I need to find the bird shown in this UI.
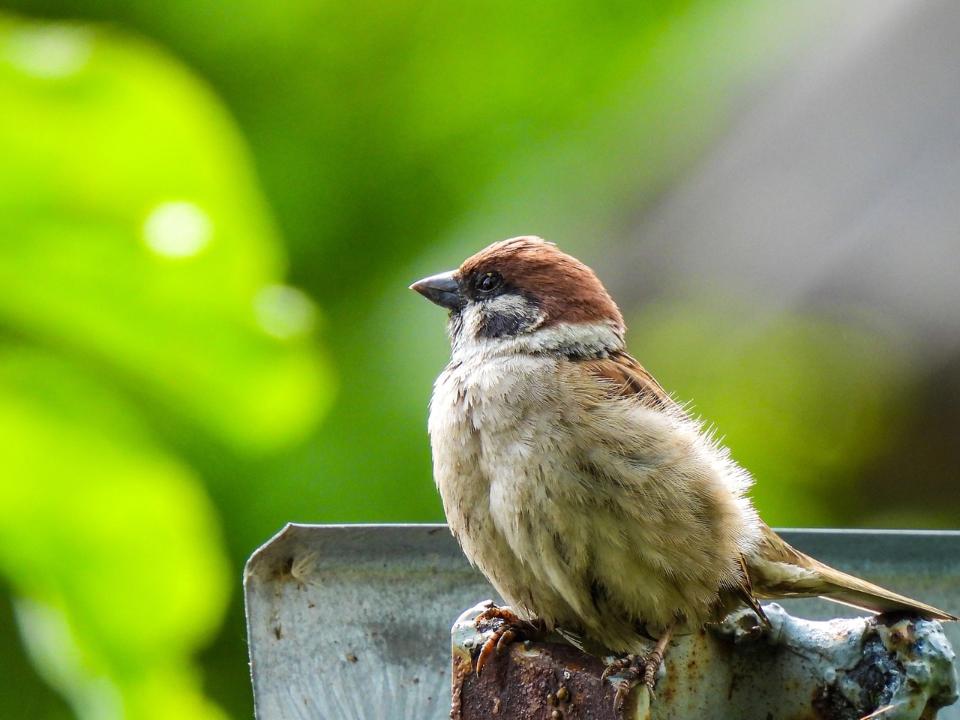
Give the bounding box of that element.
[410,235,955,709]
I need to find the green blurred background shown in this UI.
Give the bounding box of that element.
[1,1,958,718]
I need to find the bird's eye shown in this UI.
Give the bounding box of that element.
[476,271,503,293]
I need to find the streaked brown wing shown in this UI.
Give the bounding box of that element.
[579,350,675,410]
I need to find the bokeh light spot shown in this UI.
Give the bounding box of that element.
[7,26,92,78]
[143,201,212,259]
[254,285,316,339]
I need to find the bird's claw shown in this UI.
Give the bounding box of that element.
[600,655,632,683]
[475,627,513,675]
[473,604,539,675]
[603,651,663,716]
[474,604,523,628]
[495,628,517,653]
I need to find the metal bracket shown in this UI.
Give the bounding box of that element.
[244,525,960,719]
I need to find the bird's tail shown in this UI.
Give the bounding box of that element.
[745,524,956,622]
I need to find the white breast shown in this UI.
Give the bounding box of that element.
[429,347,562,528]
[429,347,577,615]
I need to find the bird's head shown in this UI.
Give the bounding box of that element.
[410,236,625,357]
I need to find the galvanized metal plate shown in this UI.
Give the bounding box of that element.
[244,525,960,720]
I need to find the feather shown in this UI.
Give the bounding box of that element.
[580,351,674,411]
[747,524,957,621]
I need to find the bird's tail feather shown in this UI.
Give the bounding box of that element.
[746,525,957,622]
[812,560,956,621]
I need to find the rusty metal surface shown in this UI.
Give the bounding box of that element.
[244,525,960,720]
[452,632,619,719]
[452,601,958,720]
[451,603,626,719]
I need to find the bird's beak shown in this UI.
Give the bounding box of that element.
[409,270,462,310]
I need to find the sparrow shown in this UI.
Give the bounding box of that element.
[411,236,955,706]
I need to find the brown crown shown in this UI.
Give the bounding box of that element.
[458,236,624,331]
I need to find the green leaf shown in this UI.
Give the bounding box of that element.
[0,16,334,451]
[0,14,337,718]
[0,348,229,720]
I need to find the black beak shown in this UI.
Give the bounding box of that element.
[410,270,462,310]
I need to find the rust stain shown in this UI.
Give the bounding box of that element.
[450,653,473,720]
[454,639,625,719]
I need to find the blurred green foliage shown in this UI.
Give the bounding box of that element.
[0,2,951,719]
[0,14,331,719]
[630,299,911,525]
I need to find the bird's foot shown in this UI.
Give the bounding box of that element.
[473,603,543,675]
[602,646,666,716]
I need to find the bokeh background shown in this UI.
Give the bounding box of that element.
[1,0,958,718]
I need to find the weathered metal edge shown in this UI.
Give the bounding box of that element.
[244,523,960,567]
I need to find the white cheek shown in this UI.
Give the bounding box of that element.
[459,304,485,339]
[485,293,541,318]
